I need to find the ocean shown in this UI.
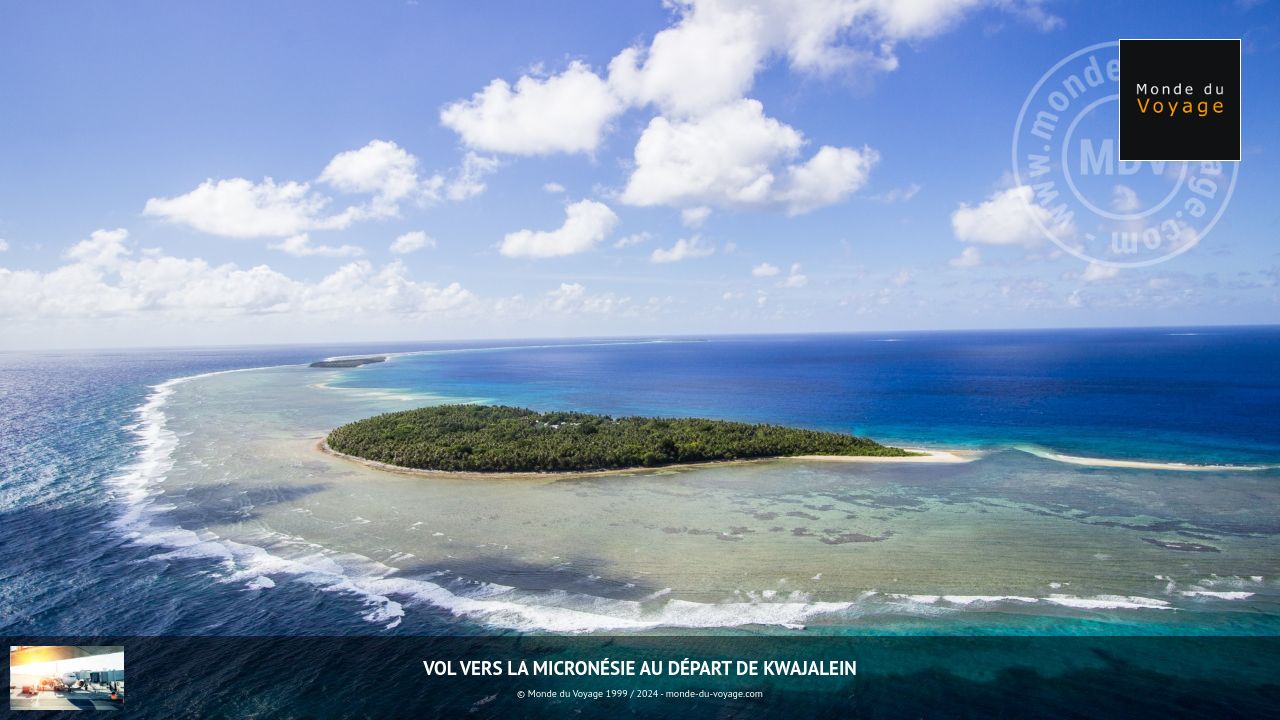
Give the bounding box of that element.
[3,328,1278,640]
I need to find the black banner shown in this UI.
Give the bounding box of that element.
[6,636,1279,718]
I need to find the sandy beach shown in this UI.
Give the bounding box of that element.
[790,448,983,464]
[1016,446,1270,472]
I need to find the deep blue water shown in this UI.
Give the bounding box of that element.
[1,328,1278,637]
[334,329,1280,465]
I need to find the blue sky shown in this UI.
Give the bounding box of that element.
[1,0,1277,349]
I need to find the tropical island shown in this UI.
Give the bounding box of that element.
[324,404,915,473]
[309,356,387,368]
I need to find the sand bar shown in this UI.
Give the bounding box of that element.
[1018,446,1271,472]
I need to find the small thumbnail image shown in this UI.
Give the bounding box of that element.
[9,646,124,711]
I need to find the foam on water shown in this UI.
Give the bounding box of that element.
[1045,595,1171,610]
[1181,591,1255,600]
[245,577,276,590]
[880,593,1204,612]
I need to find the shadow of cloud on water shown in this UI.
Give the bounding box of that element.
[157,481,332,527]
[389,554,667,603]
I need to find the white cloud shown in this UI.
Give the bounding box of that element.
[651,235,714,263]
[681,206,712,227]
[296,261,473,315]
[949,246,982,268]
[777,263,808,288]
[951,185,1072,247]
[997,0,1064,32]
[613,232,651,248]
[268,233,364,258]
[390,231,436,255]
[607,2,766,116]
[0,239,8,252]
[65,228,131,267]
[489,283,672,323]
[0,229,474,321]
[544,282,629,314]
[752,262,780,277]
[542,182,566,194]
[622,100,801,208]
[1082,263,1120,282]
[869,0,986,39]
[436,0,1058,225]
[440,61,623,155]
[777,144,878,215]
[1111,184,1140,212]
[439,1,1055,218]
[870,182,922,203]
[143,178,351,239]
[445,152,500,201]
[500,199,618,258]
[605,0,1058,117]
[621,100,875,214]
[319,140,429,210]
[145,140,484,239]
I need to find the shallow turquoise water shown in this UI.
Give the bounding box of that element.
[118,332,1280,635]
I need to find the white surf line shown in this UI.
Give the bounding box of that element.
[868,589,1260,611]
[1180,590,1255,600]
[1014,445,1272,472]
[109,363,312,531]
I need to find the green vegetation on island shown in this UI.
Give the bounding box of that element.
[310,356,387,368]
[325,404,913,473]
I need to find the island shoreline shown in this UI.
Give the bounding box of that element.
[316,439,981,480]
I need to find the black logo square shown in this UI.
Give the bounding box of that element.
[1119,39,1240,161]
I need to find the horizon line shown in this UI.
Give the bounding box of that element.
[3,321,1278,355]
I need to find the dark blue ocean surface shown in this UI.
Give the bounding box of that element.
[332,328,1280,465]
[1,328,1277,638]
